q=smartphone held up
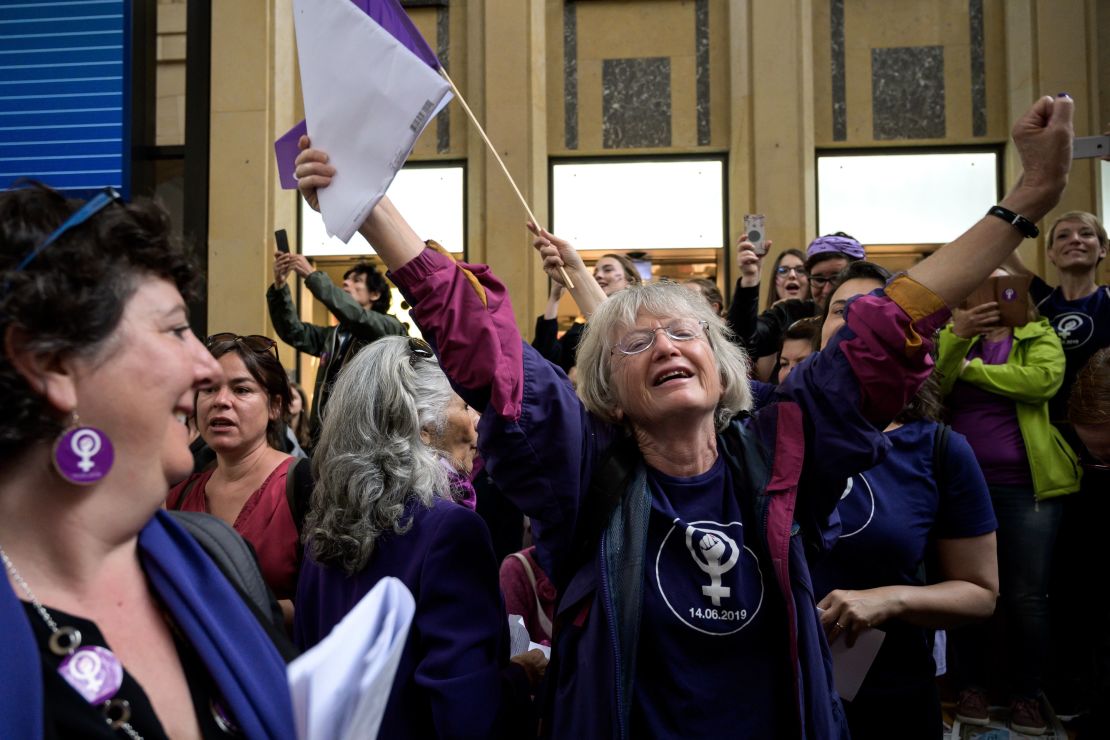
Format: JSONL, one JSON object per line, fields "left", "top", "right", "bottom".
{"left": 744, "top": 214, "right": 767, "bottom": 256}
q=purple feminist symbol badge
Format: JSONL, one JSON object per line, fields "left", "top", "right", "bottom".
{"left": 53, "top": 426, "right": 114, "bottom": 485}
{"left": 1002, "top": 287, "right": 1017, "bottom": 302}
{"left": 59, "top": 646, "right": 124, "bottom": 705}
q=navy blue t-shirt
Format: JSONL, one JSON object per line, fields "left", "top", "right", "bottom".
{"left": 631, "top": 455, "right": 792, "bottom": 737}
{"left": 809, "top": 421, "right": 997, "bottom": 695}
{"left": 1031, "top": 278, "right": 1110, "bottom": 423}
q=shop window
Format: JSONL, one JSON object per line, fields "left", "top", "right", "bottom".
{"left": 817, "top": 149, "right": 1001, "bottom": 246}
{"left": 551, "top": 158, "right": 725, "bottom": 251}
{"left": 300, "top": 163, "right": 465, "bottom": 257}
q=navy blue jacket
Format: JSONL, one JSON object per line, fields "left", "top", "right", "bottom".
{"left": 390, "top": 247, "right": 951, "bottom": 739}
{"left": 296, "top": 497, "right": 536, "bottom": 739}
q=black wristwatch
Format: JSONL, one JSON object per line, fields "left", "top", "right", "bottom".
{"left": 987, "top": 205, "right": 1039, "bottom": 239}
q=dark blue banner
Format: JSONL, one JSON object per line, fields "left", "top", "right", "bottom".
{"left": 0, "top": 0, "right": 130, "bottom": 197}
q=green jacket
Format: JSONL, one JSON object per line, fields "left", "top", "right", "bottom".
{"left": 267, "top": 271, "right": 407, "bottom": 436}
{"left": 936, "top": 318, "right": 1081, "bottom": 501}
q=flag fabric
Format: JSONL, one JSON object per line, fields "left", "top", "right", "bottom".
{"left": 277, "top": 0, "right": 451, "bottom": 241}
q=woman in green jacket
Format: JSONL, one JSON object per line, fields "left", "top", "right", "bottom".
{"left": 937, "top": 271, "right": 1081, "bottom": 735}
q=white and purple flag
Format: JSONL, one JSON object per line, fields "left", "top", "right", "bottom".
{"left": 277, "top": 0, "right": 451, "bottom": 242}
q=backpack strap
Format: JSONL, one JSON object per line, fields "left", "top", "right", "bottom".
{"left": 168, "top": 476, "right": 200, "bottom": 510}
{"left": 512, "top": 552, "right": 553, "bottom": 640}
{"left": 932, "top": 422, "right": 951, "bottom": 498}
{"left": 284, "top": 457, "right": 313, "bottom": 536}
{"left": 167, "top": 512, "right": 285, "bottom": 626}
{"left": 920, "top": 423, "right": 953, "bottom": 587}
{"left": 168, "top": 511, "right": 298, "bottom": 661}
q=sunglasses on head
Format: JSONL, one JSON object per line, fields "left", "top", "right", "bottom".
{"left": 408, "top": 337, "right": 434, "bottom": 365}
{"left": 206, "top": 332, "right": 278, "bottom": 358}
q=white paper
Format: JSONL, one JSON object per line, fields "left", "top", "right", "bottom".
{"left": 507, "top": 614, "right": 551, "bottom": 659}
{"left": 288, "top": 576, "right": 416, "bottom": 740}
{"left": 291, "top": 0, "right": 451, "bottom": 242}
{"left": 507, "top": 614, "right": 530, "bottom": 657}
{"left": 828, "top": 627, "right": 885, "bottom": 702}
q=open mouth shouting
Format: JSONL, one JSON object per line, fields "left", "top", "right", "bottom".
{"left": 653, "top": 366, "right": 694, "bottom": 387}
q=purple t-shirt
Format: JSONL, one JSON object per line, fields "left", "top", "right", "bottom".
{"left": 947, "top": 334, "right": 1033, "bottom": 486}
{"left": 1030, "top": 277, "right": 1110, "bottom": 424}
{"left": 631, "top": 455, "right": 792, "bottom": 737}
{"left": 809, "top": 420, "right": 997, "bottom": 695}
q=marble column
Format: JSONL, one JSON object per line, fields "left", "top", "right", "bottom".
{"left": 206, "top": 0, "right": 300, "bottom": 355}
{"left": 735, "top": 0, "right": 816, "bottom": 308}
{"left": 465, "top": 0, "right": 548, "bottom": 334}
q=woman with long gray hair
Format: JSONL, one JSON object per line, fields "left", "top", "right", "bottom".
{"left": 293, "top": 336, "right": 544, "bottom": 739}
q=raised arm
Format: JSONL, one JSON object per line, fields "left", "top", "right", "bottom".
{"left": 293, "top": 140, "right": 425, "bottom": 273}
{"left": 294, "top": 140, "right": 611, "bottom": 584}
{"left": 906, "top": 95, "right": 1073, "bottom": 305}
{"left": 725, "top": 242, "right": 763, "bottom": 347}
{"left": 527, "top": 224, "right": 607, "bottom": 318}
{"left": 266, "top": 278, "right": 330, "bottom": 355}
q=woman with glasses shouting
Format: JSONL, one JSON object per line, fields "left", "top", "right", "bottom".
{"left": 293, "top": 93, "right": 1075, "bottom": 738}
{"left": 169, "top": 333, "right": 311, "bottom": 628}
{"left": 728, "top": 244, "right": 816, "bottom": 380}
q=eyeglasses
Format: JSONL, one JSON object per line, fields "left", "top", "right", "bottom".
{"left": 408, "top": 337, "right": 434, "bottom": 365}
{"left": 206, "top": 332, "right": 278, "bottom": 359}
{"left": 611, "top": 320, "right": 708, "bottom": 355}
{"left": 775, "top": 266, "right": 806, "bottom": 277}
{"left": 807, "top": 274, "right": 837, "bottom": 288}
{"left": 8, "top": 187, "right": 122, "bottom": 280}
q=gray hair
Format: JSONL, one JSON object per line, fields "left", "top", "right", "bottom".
{"left": 575, "top": 281, "right": 753, "bottom": 431}
{"left": 305, "top": 336, "right": 453, "bottom": 574}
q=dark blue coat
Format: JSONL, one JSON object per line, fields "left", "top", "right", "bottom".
{"left": 295, "top": 497, "right": 535, "bottom": 739}
{"left": 389, "top": 247, "right": 951, "bottom": 739}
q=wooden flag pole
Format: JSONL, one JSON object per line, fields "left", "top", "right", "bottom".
{"left": 440, "top": 69, "right": 574, "bottom": 289}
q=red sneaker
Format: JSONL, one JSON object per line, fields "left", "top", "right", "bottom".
{"left": 955, "top": 688, "right": 990, "bottom": 726}
{"left": 1010, "top": 696, "right": 1047, "bottom": 736}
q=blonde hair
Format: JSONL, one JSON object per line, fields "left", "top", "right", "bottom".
{"left": 1048, "top": 211, "right": 1107, "bottom": 250}
{"left": 575, "top": 281, "right": 752, "bottom": 431}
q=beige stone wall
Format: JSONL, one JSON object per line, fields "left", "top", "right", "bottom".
{"left": 201, "top": 0, "right": 1106, "bottom": 337}
{"left": 156, "top": 0, "right": 187, "bottom": 147}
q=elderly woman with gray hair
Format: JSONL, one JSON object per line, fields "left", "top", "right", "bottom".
{"left": 293, "top": 335, "right": 545, "bottom": 739}
{"left": 294, "top": 95, "right": 1074, "bottom": 738}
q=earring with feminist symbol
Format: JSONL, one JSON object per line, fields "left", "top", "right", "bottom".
{"left": 52, "top": 414, "right": 114, "bottom": 486}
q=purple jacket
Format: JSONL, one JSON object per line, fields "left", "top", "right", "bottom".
{"left": 295, "top": 497, "right": 535, "bottom": 739}
{"left": 390, "top": 248, "right": 949, "bottom": 739}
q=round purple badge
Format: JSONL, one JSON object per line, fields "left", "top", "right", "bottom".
{"left": 1002, "top": 288, "right": 1017, "bottom": 301}
{"left": 59, "top": 646, "right": 124, "bottom": 705}
{"left": 52, "top": 426, "right": 114, "bottom": 485}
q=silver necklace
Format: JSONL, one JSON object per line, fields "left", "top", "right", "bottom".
{"left": 0, "top": 545, "right": 144, "bottom": 740}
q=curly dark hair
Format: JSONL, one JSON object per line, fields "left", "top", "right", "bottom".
{"left": 344, "top": 262, "right": 393, "bottom": 314}
{"left": 0, "top": 183, "right": 201, "bottom": 457}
